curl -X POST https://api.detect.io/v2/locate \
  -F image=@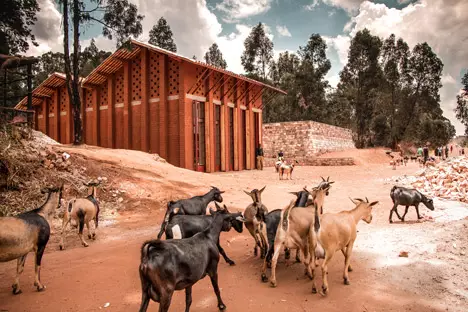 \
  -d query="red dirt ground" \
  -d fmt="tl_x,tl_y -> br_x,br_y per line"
1,146 -> 467,312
